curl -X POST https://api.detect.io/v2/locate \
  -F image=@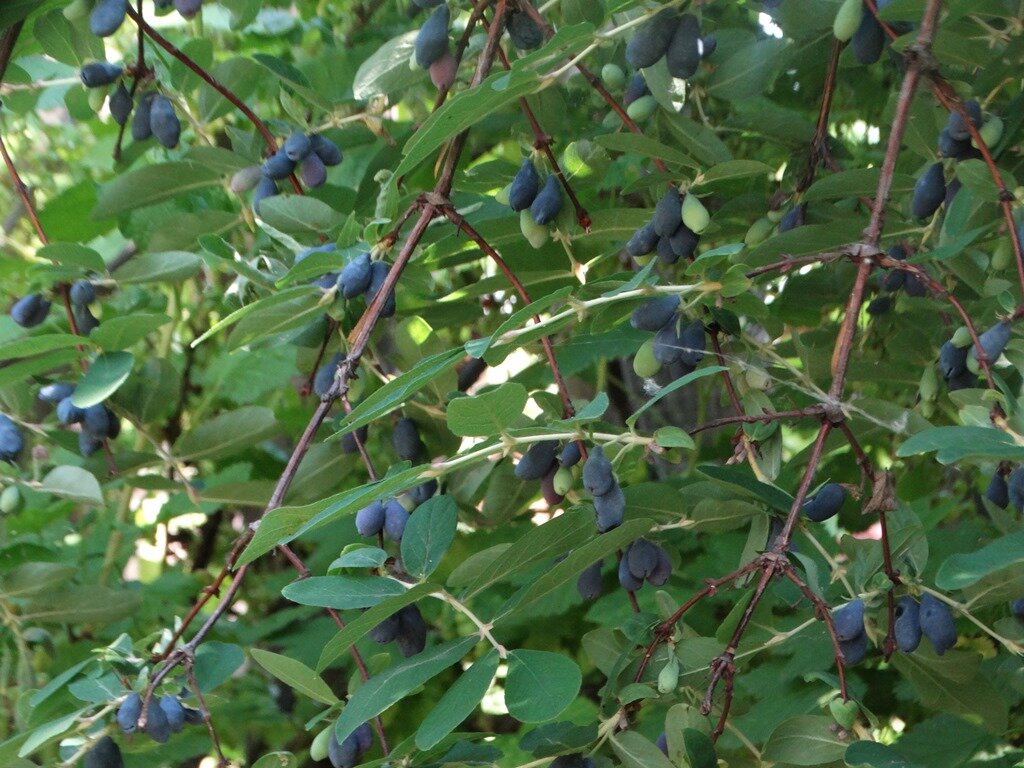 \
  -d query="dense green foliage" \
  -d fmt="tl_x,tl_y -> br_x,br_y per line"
1,0 -> 1023,766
